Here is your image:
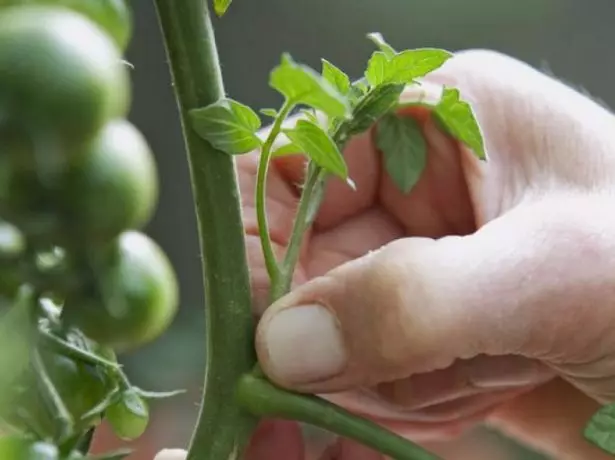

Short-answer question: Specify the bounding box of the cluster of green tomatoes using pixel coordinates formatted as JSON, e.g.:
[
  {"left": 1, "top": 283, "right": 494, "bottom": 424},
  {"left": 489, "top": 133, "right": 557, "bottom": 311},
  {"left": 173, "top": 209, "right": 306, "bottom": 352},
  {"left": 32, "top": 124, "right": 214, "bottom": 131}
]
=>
[{"left": 0, "top": 1, "right": 180, "bottom": 458}]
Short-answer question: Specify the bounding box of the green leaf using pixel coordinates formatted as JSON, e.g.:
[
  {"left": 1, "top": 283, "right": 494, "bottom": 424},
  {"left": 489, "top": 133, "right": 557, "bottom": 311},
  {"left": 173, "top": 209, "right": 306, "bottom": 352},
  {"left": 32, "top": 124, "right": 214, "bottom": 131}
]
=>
[
  {"left": 81, "top": 386, "right": 121, "bottom": 420},
  {"left": 122, "top": 390, "right": 149, "bottom": 418},
  {"left": 365, "top": 51, "right": 389, "bottom": 87},
  {"left": 300, "top": 109, "right": 320, "bottom": 126},
  {"left": 283, "top": 119, "right": 349, "bottom": 181},
  {"left": 367, "top": 32, "right": 396, "bottom": 59},
  {"left": 321, "top": 59, "right": 350, "bottom": 95},
  {"left": 386, "top": 49, "right": 452, "bottom": 84},
  {"left": 39, "top": 329, "right": 120, "bottom": 370},
  {"left": 260, "top": 108, "right": 278, "bottom": 118},
  {"left": 272, "top": 142, "right": 302, "bottom": 157},
  {"left": 349, "top": 83, "right": 405, "bottom": 135},
  {"left": 0, "top": 287, "right": 35, "bottom": 413},
  {"left": 349, "top": 77, "right": 369, "bottom": 105},
  {"left": 376, "top": 113, "right": 427, "bottom": 194},
  {"left": 434, "top": 87, "right": 486, "bottom": 160},
  {"left": 584, "top": 403, "right": 615, "bottom": 454},
  {"left": 190, "top": 98, "right": 262, "bottom": 155},
  {"left": 213, "top": 0, "right": 232, "bottom": 16},
  {"left": 270, "top": 54, "right": 351, "bottom": 119}
]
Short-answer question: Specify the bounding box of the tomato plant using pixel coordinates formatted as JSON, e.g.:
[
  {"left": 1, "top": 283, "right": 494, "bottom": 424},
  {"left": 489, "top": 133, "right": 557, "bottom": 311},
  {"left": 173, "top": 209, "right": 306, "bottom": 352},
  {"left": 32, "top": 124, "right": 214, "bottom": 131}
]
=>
[
  {"left": 11, "top": 1, "right": 607, "bottom": 460},
  {"left": 0, "top": 3, "right": 178, "bottom": 459}
]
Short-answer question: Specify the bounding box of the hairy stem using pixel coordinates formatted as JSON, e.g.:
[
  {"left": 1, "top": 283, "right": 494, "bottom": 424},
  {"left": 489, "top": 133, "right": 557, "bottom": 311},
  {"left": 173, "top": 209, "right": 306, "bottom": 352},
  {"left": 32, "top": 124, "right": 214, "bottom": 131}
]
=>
[
  {"left": 271, "top": 123, "right": 350, "bottom": 301},
  {"left": 154, "top": 1, "right": 258, "bottom": 458},
  {"left": 270, "top": 162, "right": 323, "bottom": 300},
  {"left": 256, "top": 100, "right": 294, "bottom": 289},
  {"left": 237, "top": 373, "right": 442, "bottom": 460}
]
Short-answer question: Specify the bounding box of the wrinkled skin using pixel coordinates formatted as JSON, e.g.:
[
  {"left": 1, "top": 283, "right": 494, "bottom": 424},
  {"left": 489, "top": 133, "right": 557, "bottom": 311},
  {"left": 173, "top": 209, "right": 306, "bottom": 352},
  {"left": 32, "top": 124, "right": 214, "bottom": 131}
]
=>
[{"left": 158, "top": 50, "right": 615, "bottom": 459}]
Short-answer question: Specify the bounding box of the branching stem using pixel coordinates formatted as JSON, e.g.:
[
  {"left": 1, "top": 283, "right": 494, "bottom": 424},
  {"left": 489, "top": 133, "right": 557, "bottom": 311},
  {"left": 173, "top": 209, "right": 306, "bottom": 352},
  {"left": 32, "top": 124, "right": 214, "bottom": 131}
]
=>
[{"left": 256, "top": 100, "right": 294, "bottom": 286}]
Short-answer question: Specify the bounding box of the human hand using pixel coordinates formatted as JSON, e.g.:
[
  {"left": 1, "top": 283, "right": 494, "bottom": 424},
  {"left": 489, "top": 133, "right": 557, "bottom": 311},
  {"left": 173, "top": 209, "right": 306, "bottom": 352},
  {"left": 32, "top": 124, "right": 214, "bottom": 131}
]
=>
[
  {"left": 247, "top": 50, "right": 615, "bottom": 459},
  {"left": 156, "top": 49, "right": 615, "bottom": 459}
]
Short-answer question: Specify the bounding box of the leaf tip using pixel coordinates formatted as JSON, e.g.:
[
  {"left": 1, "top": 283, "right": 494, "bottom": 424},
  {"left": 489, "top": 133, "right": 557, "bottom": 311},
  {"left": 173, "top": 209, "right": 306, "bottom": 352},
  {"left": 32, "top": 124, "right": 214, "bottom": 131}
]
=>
[{"left": 213, "top": 0, "right": 232, "bottom": 16}]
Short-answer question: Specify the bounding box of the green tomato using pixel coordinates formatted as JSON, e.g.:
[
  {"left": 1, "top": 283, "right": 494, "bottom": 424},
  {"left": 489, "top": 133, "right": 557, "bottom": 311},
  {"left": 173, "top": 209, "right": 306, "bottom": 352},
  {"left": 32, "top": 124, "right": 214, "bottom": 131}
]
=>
[
  {"left": 0, "top": 120, "right": 157, "bottom": 245},
  {"left": 0, "top": 6, "right": 130, "bottom": 157},
  {"left": 63, "top": 231, "right": 179, "bottom": 352},
  {"left": 0, "top": 0, "right": 133, "bottom": 52},
  {"left": 60, "top": 119, "right": 159, "bottom": 243},
  {"left": 105, "top": 389, "right": 149, "bottom": 440}
]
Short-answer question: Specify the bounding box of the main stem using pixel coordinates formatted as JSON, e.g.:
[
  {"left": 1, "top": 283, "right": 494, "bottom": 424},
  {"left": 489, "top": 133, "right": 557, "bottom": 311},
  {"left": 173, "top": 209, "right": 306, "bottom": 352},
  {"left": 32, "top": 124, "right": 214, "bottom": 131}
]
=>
[{"left": 154, "top": 1, "right": 258, "bottom": 459}]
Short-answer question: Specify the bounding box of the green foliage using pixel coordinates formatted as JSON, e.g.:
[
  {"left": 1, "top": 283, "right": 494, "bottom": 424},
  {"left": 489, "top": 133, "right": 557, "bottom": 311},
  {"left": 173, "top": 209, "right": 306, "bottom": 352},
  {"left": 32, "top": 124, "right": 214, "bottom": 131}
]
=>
[
  {"left": 213, "top": 0, "right": 232, "bottom": 16},
  {"left": 0, "top": 287, "right": 35, "bottom": 412},
  {"left": 376, "top": 113, "right": 427, "bottom": 193},
  {"left": 585, "top": 403, "right": 615, "bottom": 455},
  {"left": 190, "top": 98, "right": 262, "bottom": 155},
  {"left": 0, "top": 3, "right": 182, "bottom": 459},
  {"left": 366, "top": 32, "right": 396, "bottom": 58},
  {"left": 350, "top": 83, "right": 405, "bottom": 135},
  {"left": 385, "top": 49, "right": 452, "bottom": 84},
  {"left": 365, "top": 46, "right": 452, "bottom": 87},
  {"left": 365, "top": 52, "right": 389, "bottom": 87},
  {"left": 270, "top": 54, "right": 351, "bottom": 119},
  {"left": 321, "top": 59, "right": 351, "bottom": 95},
  {"left": 260, "top": 108, "right": 278, "bottom": 118},
  {"left": 284, "top": 120, "right": 350, "bottom": 183},
  {"left": 272, "top": 141, "right": 302, "bottom": 157},
  {"left": 435, "top": 87, "right": 486, "bottom": 160}
]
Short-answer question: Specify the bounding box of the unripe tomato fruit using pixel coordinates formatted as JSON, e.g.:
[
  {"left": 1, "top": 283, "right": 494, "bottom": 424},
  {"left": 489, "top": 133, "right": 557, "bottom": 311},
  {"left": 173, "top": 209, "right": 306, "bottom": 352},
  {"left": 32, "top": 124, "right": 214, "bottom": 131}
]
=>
[
  {"left": 60, "top": 119, "right": 159, "bottom": 242},
  {"left": 0, "top": 120, "right": 157, "bottom": 245},
  {"left": 106, "top": 389, "right": 149, "bottom": 440},
  {"left": 63, "top": 231, "right": 179, "bottom": 352},
  {"left": 0, "top": 7, "right": 130, "bottom": 156},
  {"left": 0, "top": 0, "right": 133, "bottom": 52}
]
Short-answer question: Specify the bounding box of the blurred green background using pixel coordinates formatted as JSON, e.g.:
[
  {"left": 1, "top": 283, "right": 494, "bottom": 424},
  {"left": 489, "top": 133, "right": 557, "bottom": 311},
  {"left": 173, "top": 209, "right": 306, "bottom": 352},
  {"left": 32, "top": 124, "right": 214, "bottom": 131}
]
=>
[{"left": 107, "top": 0, "right": 615, "bottom": 458}]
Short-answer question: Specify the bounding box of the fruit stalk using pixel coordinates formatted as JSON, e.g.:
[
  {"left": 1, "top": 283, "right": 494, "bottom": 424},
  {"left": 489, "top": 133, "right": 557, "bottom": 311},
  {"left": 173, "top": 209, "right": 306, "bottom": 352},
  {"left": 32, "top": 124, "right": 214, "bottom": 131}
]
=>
[{"left": 153, "top": 1, "right": 259, "bottom": 458}]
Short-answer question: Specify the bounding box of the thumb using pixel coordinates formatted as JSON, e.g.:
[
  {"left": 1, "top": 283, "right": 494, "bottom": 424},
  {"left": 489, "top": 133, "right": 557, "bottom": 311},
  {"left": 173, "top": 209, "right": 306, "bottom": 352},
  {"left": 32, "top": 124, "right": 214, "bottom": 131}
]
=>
[{"left": 256, "top": 194, "right": 615, "bottom": 394}]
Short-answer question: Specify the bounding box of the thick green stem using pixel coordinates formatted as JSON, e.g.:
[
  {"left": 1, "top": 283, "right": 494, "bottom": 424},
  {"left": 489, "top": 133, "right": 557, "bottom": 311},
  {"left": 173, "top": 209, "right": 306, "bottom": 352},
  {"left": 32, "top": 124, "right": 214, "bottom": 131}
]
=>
[
  {"left": 237, "top": 374, "right": 442, "bottom": 460},
  {"left": 256, "top": 100, "right": 294, "bottom": 288},
  {"left": 154, "top": 1, "right": 258, "bottom": 459}
]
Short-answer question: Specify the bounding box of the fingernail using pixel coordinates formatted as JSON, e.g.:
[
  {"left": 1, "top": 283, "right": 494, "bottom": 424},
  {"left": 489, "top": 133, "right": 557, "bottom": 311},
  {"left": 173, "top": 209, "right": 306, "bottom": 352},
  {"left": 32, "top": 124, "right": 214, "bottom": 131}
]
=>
[
  {"left": 262, "top": 304, "right": 347, "bottom": 384},
  {"left": 154, "top": 449, "right": 188, "bottom": 460}
]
